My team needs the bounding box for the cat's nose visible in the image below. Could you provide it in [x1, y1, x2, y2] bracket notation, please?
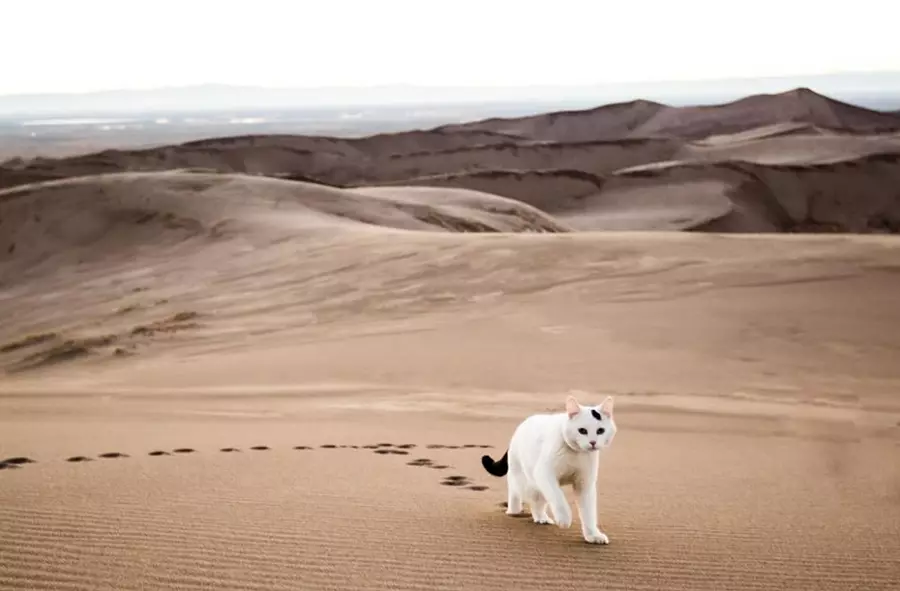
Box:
[589, 440, 597, 447]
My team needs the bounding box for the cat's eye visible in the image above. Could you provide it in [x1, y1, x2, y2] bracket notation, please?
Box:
[578, 428, 588, 435]
[596, 428, 605, 435]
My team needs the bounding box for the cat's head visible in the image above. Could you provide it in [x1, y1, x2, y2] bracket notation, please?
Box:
[563, 394, 616, 452]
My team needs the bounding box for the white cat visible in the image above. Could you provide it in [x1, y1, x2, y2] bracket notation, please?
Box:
[481, 393, 616, 544]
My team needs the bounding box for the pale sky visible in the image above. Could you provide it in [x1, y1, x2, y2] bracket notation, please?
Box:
[3, 0, 899, 95]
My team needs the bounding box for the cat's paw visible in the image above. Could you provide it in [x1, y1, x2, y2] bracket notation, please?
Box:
[532, 513, 554, 525]
[583, 530, 610, 545]
[505, 501, 524, 516]
[553, 507, 573, 528]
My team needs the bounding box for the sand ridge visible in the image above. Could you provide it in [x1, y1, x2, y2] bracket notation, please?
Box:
[363, 149, 900, 231]
[438, 87, 900, 140]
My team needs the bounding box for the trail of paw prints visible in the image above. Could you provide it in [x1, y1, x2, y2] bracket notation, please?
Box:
[3, 442, 496, 484]
[373, 443, 495, 493]
[61, 446, 233, 464]
[63, 449, 185, 461]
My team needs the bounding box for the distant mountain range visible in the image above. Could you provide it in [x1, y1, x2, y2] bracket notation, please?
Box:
[2, 71, 900, 117]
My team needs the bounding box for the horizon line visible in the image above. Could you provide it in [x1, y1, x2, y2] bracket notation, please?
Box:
[3, 69, 900, 99]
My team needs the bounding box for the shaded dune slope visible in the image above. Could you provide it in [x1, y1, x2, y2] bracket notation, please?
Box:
[0, 136, 681, 191]
[677, 132, 900, 164]
[369, 138, 681, 184]
[434, 98, 668, 142]
[0, 129, 518, 190]
[621, 153, 900, 232]
[0, 171, 567, 281]
[371, 151, 900, 232]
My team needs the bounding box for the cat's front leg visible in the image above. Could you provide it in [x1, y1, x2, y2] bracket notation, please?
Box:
[534, 466, 571, 528]
[529, 494, 554, 525]
[575, 479, 609, 545]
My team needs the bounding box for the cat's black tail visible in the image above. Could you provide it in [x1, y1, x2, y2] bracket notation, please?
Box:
[481, 450, 509, 477]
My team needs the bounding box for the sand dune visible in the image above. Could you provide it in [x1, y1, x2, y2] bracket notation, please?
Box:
[633, 88, 900, 138]
[694, 121, 835, 143]
[678, 130, 900, 164]
[0, 171, 567, 283]
[371, 169, 609, 218]
[440, 88, 900, 140]
[0, 128, 518, 190]
[5, 128, 899, 237]
[434, 98, 667, 142]
[620, 153, 900, 232]
[2, 136, 676, 190]
[1, 88, 898, 238]
[364, 149, 900, 232]
[366, 138, 681, 184]
[383, 168, 733, 231]
[2, 88, 900, 590]
[2, 89, 899, 236]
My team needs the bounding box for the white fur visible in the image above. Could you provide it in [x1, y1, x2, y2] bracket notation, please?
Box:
[502, 394, 616, 544]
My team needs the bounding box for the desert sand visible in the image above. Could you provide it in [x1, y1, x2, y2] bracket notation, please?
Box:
[1, 89, 900, 591]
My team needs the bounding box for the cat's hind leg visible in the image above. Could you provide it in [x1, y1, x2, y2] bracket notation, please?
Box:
[527, 490, 554, 525]
[505, 470, 525, 516]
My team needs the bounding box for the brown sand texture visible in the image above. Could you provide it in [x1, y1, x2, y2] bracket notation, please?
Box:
[2, 89, 900, 591]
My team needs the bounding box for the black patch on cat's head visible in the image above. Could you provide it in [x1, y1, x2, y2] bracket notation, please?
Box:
[591, 409, 604, 421]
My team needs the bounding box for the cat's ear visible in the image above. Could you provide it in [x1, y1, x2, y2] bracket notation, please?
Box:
[565, 395, 581, 419]
[598, 396, 614, 417]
